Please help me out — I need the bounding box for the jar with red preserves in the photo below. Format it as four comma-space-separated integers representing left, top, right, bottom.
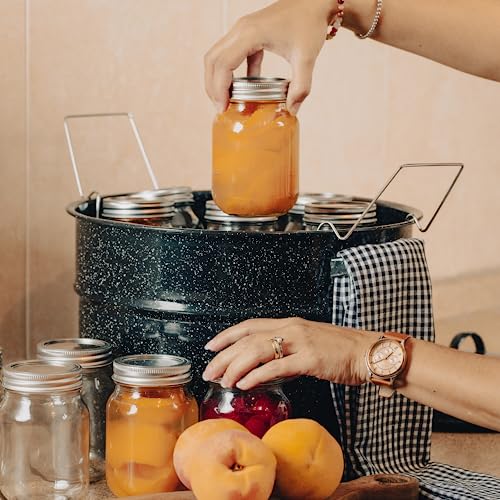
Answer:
200, 379, 291, 438
212, 77, 299, 217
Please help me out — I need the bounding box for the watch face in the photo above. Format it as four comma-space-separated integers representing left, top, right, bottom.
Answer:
368, 339, 406, 377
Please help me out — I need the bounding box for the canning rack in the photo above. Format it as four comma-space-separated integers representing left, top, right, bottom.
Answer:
64, 112, 463, 239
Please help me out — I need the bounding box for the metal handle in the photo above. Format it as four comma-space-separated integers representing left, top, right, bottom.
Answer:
450, 332, 486, 355
63, 112, 159, 197
318, 162, 464, 240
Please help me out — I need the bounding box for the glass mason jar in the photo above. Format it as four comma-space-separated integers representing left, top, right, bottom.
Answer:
106, 355, 198, 497
0, 360, 89, 500
200, 379, 291, 438
303, 200, 378, 233
212, 77, 299, 217
285, 193, 350, 232
129, 187, 199, 229
37, 338, 114, 483
101, 193, 175, 227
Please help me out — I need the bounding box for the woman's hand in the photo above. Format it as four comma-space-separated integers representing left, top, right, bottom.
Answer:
202, 317, 374, 390
204, 0, 337, 114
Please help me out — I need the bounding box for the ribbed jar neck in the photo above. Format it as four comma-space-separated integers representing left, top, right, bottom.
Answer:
226, 101, 287, 111
2, 387, 83, 402
208, 379, 285, 393
113, 383, 188, 396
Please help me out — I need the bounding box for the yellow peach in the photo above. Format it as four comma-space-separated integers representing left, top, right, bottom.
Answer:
262, 418, 344, 500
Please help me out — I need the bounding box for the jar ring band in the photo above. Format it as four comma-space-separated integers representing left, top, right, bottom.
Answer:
270, 337, 284, 360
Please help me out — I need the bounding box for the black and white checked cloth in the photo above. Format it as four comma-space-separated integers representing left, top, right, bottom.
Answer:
330, 238, 500, 499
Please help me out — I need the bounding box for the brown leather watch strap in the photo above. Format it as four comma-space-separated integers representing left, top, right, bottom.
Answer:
383, 331, 411, 342
370, 376, 393, 387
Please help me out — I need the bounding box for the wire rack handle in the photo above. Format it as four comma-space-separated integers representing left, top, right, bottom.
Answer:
63, 112, 159, 197
317, 162, 464, 240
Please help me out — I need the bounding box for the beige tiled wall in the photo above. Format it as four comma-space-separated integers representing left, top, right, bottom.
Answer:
0, 0, 27, 362
1, 0, 500, 359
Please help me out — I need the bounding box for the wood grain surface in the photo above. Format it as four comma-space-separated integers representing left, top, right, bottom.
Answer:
105, 474, 419, 500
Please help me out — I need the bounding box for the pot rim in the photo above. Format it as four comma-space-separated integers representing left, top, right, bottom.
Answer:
66, 192, 423, 237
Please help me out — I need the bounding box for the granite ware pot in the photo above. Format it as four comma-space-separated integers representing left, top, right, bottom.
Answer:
67, 188, 437, 439
64, 114, 463, 438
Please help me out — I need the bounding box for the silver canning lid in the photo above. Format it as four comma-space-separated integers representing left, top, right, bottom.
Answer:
102, 207, 175, 219
231, 77, 289, 102
3, 360, 82, 393
131, 187, 194, 206
113, 354, 192, 387
205, 201, 277, 223
102, 193, 175, 220
289, 193, 352, 215
37, 338, 113, 369
304, 201, 378, 227
102, 194, 174, 210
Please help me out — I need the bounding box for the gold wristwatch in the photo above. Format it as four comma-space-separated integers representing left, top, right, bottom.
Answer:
365, 332, 411, 398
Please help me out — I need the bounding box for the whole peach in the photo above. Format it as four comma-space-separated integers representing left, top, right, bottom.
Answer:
262, 418, 344, 500
173, 418, 248, 489
189, 429, 276, 500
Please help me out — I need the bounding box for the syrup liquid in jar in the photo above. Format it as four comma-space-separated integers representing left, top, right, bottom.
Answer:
200, 379, 291, 438
106, 355, 198, 497
212, 77, 299, 217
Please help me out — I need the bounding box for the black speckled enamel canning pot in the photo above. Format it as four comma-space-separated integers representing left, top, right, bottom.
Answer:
67, 191, 421, 438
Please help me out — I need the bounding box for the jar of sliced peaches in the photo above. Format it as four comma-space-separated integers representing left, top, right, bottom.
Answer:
212, 77, 299, 217
106, 355, 198, 497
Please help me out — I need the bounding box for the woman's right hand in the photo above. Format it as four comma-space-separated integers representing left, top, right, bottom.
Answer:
204, 0, 337, 115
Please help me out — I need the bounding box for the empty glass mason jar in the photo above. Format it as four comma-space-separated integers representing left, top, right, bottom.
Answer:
106, 354, 198, 497
37, 338, 114, 482
0, 360, 89, 500
200, 379, 291, 438
212, 77, 299, 217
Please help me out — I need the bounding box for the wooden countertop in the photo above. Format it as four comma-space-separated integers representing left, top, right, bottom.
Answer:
90, 432, 500, 498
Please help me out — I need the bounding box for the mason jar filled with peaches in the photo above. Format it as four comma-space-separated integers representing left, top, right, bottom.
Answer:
212, 77, 299, 217
106, 355, 198, 497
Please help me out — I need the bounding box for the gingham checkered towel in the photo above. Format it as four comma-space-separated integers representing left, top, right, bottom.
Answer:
330, 238, 500, 499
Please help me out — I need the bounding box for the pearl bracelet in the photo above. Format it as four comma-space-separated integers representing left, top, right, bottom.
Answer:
357, 0, 383, 39
326, 0, 345, 40
326, 0, 383, 40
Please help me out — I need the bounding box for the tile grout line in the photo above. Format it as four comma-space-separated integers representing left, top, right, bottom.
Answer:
24, 0, 31, 358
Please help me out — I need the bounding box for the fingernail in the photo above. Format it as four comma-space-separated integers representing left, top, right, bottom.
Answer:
216, 102, 225, 114
289, 104, 300, 116
220, 379, 229, 388
202, 369, 211, 381
204, 342, 214, 351
236, 380, 248, 390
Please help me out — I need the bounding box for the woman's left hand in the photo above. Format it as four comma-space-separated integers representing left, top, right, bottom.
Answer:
202, 317, 374, 390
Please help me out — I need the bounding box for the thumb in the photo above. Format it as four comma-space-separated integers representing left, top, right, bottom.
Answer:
247, 49, 264, 77
287, 56, 314, 115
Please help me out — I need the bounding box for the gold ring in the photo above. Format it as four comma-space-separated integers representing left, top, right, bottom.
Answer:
270, 336, 284, 360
